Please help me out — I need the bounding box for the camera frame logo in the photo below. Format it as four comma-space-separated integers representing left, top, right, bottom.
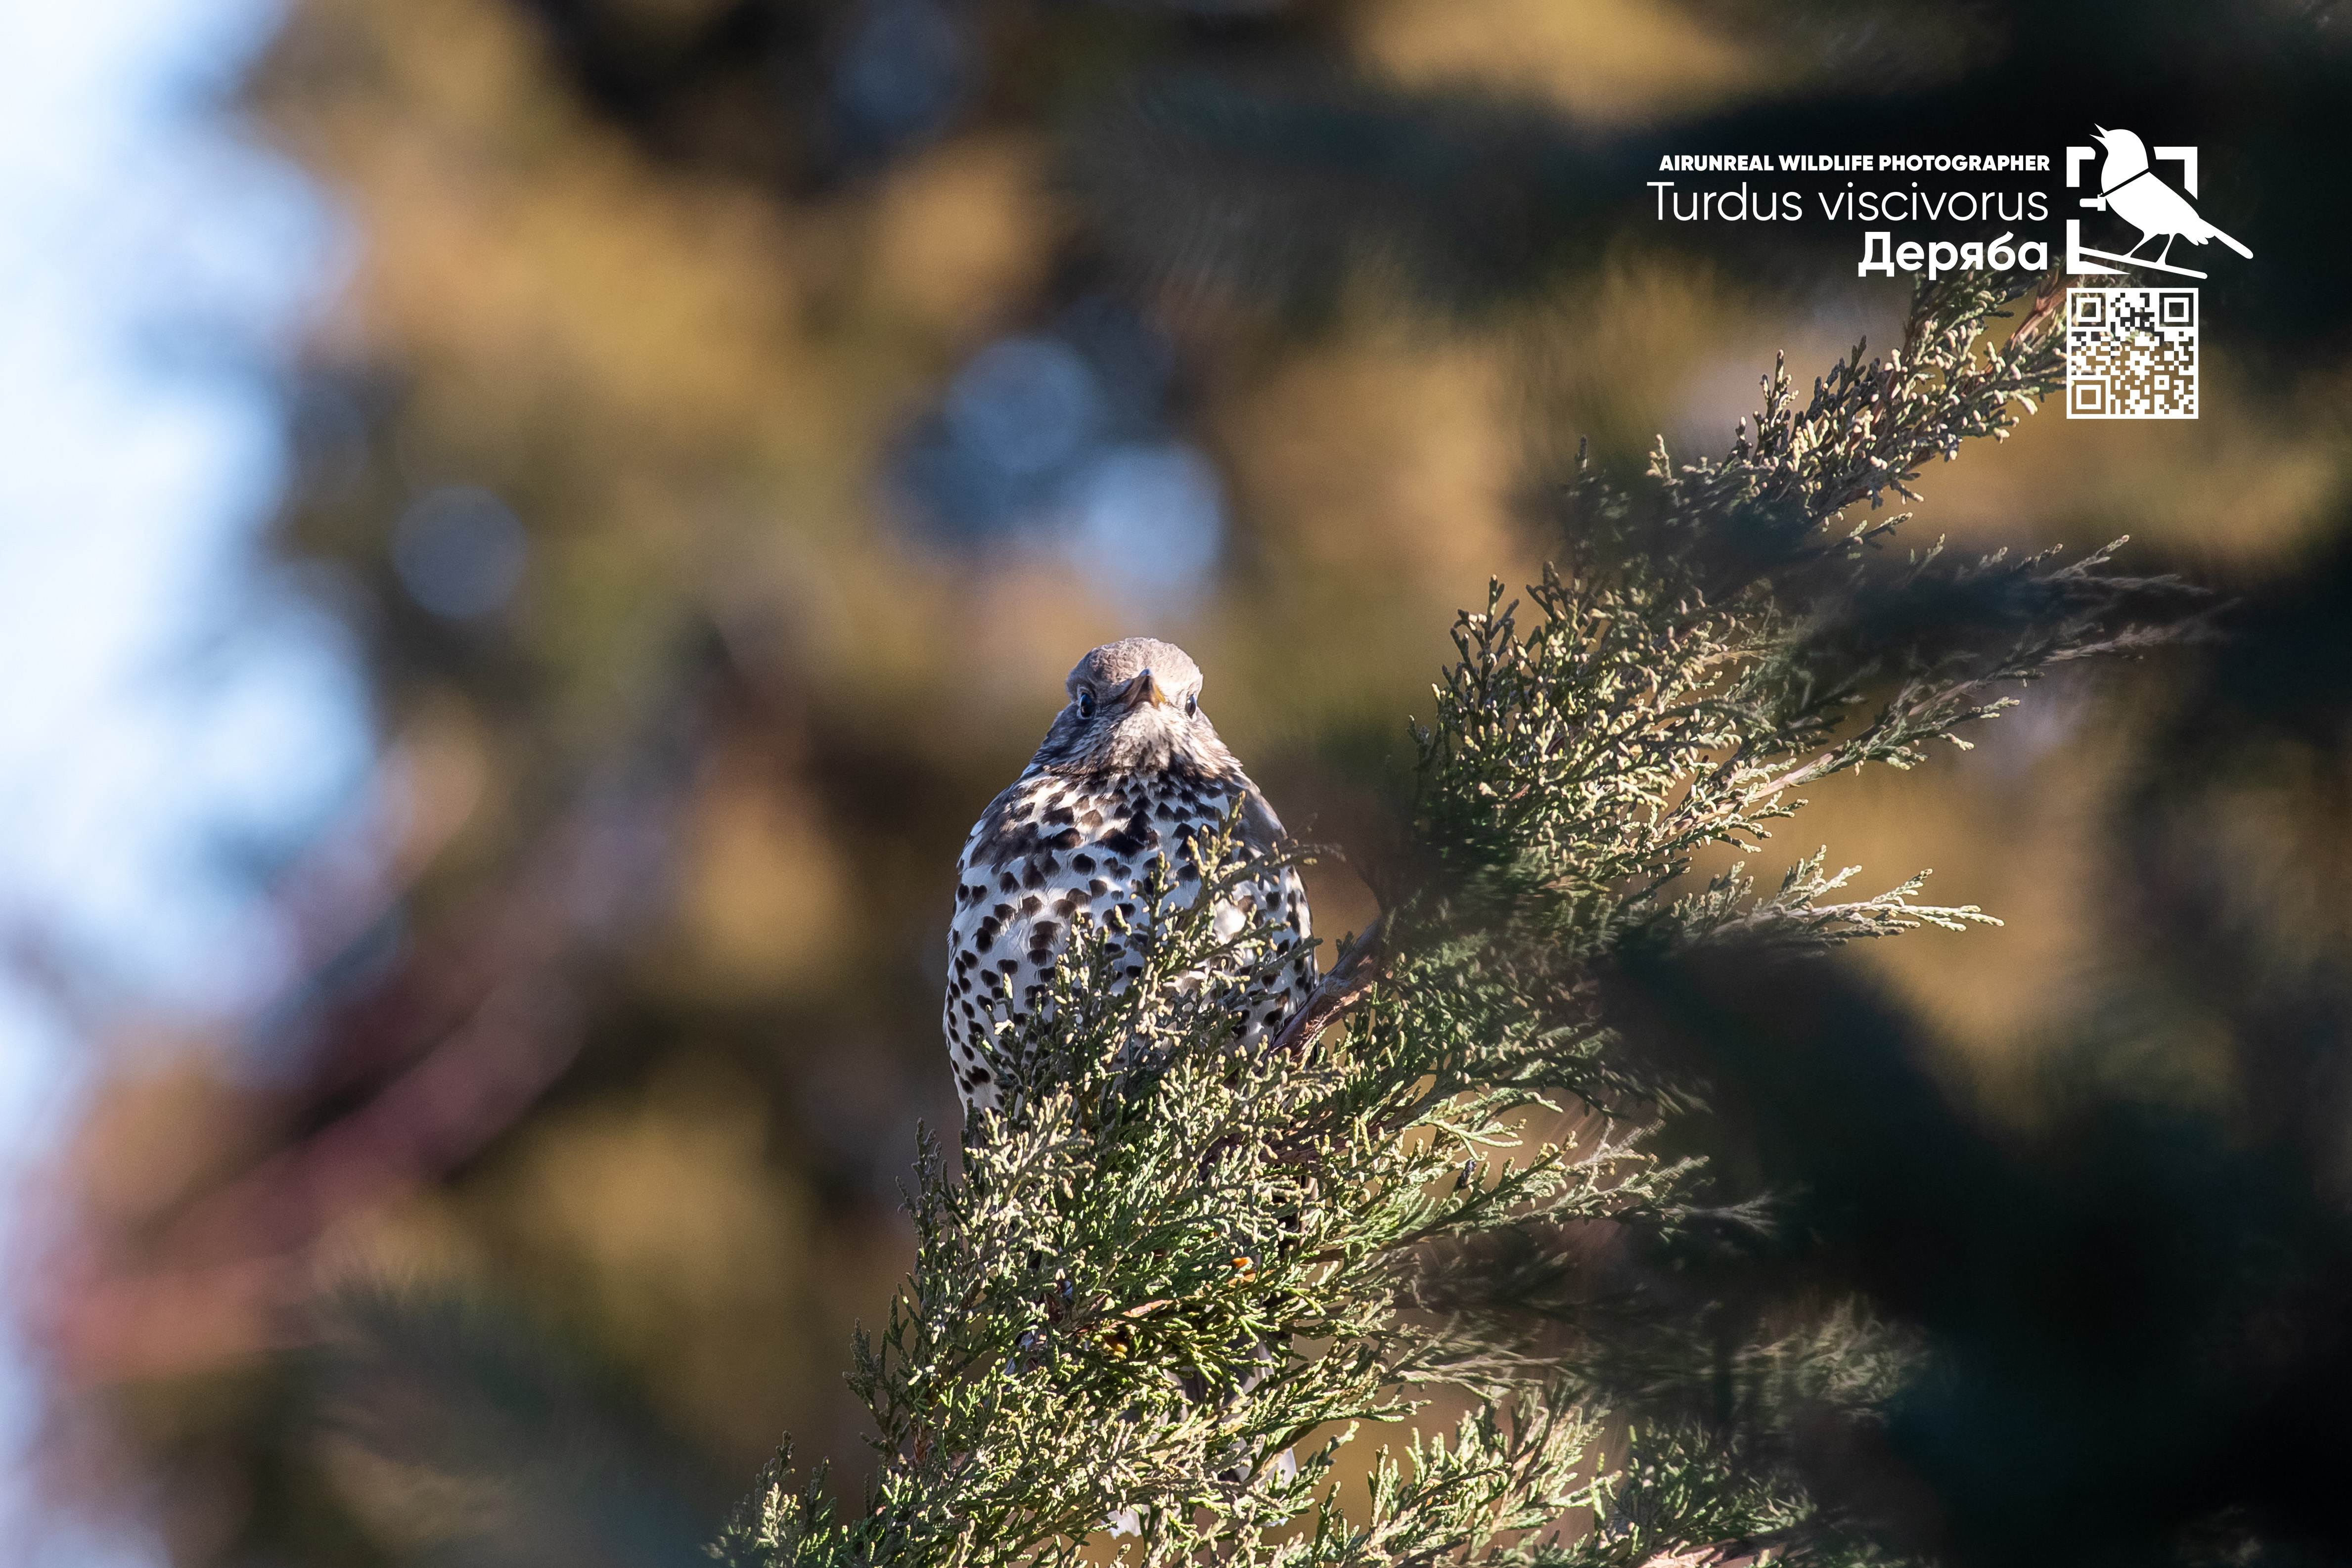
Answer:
2063, 129, 2249, 420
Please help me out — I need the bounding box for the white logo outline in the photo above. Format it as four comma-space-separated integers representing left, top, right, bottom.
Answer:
2064, 128, 2251, 279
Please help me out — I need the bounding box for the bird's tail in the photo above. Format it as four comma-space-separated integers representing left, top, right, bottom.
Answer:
2209, 224, 2253, 259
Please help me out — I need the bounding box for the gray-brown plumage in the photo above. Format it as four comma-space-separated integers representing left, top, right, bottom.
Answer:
943, 638, 1313, 1117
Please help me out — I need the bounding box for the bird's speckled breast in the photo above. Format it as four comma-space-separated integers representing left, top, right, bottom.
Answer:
942, 765, 1311, 1114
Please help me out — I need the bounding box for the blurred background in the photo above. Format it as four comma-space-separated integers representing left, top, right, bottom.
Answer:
3, 0, 2350, 1564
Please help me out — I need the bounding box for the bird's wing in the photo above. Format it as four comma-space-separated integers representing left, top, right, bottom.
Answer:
2112, 179, 2252, 256
965, 780, 1043, 868
1237, 785, 1288, 856
2119, 180, 2206, 237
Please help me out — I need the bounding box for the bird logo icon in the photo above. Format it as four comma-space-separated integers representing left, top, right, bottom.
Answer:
2067, 128, 2252, 278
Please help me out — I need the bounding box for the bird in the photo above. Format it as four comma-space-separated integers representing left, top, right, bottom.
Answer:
2085, 127, 2252, 269
942, 637, 1315, 1119
945, 639, 1312, 1528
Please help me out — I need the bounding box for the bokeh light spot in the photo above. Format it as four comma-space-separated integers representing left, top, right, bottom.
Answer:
831, 0, 966, 154
944, 336, 1104, 480
392, 486, 526, 620
1064, 442, 1225, 604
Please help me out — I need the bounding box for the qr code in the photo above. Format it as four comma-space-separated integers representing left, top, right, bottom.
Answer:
2067, 288, 2197, 419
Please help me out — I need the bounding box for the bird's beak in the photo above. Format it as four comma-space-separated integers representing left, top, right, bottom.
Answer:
1122, 670, 1175, 709
2092, 126, 2110, 143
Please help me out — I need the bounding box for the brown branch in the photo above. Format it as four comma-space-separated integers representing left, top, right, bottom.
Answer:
1269, 910, 1394, 1056
25, 672, 706, 1384
1634, 1529, 1802, 1568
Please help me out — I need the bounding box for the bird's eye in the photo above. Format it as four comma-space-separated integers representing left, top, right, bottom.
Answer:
1077, 689, 1096, 719
1184, 694, 1199, 717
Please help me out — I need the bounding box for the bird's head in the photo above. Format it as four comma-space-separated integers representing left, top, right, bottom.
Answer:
2092, 127, 2150, 170
1035, 637, 1231, 777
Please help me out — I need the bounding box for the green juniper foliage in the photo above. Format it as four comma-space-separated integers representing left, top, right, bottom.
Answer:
711, 275, 2198, 1567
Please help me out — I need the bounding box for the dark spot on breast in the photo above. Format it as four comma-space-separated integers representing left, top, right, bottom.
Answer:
1071, 853, 1095, 874
998, 872, 1017, 894
969, 788, 1047, 867
1031, 921, 1058, 943
1043, 805, 1075, 826
1020, 894, 1043, 916
1088, 879, 1111, 896
1021, 860, 1046, 890
1047, 828, 1082, 851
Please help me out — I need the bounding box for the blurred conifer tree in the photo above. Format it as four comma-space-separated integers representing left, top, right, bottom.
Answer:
44, 3, 2352, 1566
